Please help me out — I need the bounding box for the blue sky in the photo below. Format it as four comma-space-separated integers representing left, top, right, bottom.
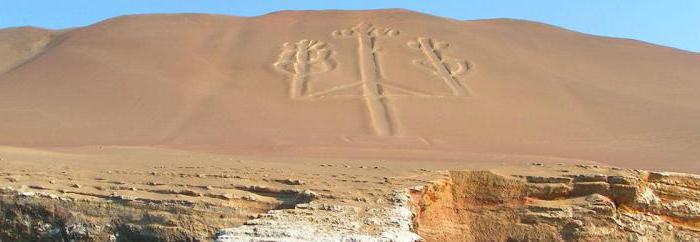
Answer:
1, 1, 698, 52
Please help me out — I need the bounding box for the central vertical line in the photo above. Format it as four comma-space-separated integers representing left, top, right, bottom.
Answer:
356, 27, 392, 136
291, 43, 310, 98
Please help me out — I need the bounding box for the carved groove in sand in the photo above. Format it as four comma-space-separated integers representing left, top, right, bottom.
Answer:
408, 38, 470, 96
273, 40, 336, 98
332, 23, 399, 136
273, 24, 473, 137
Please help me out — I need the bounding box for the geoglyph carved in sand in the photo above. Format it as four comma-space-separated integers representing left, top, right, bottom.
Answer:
274, 23, 472, 137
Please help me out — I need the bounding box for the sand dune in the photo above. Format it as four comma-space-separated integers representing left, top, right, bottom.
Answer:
0, 27, 55, 74
1, 9, 699, 173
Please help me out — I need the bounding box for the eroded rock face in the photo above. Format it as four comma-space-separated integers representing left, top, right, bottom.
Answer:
2, 158, 699, 241
215, 192, 421, 242
0, 186, 303, 241
411, 168, 700, 242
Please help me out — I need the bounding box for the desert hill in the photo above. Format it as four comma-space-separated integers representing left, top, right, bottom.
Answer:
1, 9, 699, 173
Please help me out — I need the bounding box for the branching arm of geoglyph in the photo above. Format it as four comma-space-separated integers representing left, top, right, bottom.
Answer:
274, 40, 335, 98
408, 37, 470, 96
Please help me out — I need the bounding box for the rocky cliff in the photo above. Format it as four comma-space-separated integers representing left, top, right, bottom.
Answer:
412, 166, 700, 241
2, 158, 699, 241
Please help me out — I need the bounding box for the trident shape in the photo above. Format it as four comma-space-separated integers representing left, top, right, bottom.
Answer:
332, 23, 399, 136
273, 24, 472, 138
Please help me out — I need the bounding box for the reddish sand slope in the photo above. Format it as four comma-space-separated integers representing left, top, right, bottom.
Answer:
0, 10, 699, 173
